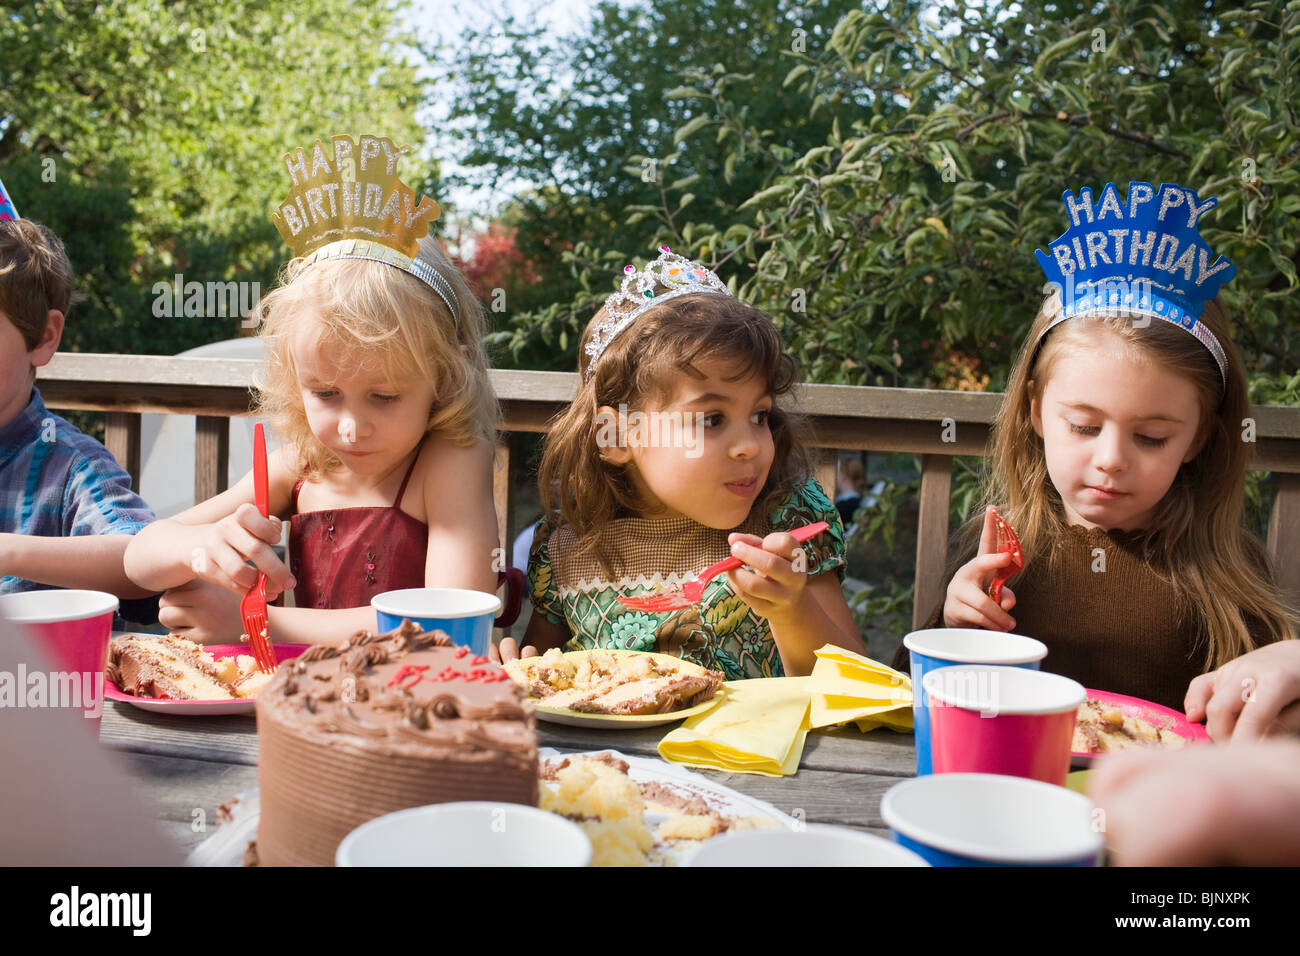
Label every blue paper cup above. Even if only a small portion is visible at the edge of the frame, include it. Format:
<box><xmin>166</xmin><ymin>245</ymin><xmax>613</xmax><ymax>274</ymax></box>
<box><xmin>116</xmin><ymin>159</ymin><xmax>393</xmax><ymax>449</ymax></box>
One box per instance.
<box><xmin>880</xmin><ymin>772</ymin><xmax>1103</xmax><ymax>867</ymax></box>
<box><xmin>371</xmin><ymin>588</ymin><xmax>502</xmax><ymax>656</ymax></box>
<box><xmin>903</xmin><ymin>628</ymin><xmax>1048</xmax><ymax>775</ymax></box>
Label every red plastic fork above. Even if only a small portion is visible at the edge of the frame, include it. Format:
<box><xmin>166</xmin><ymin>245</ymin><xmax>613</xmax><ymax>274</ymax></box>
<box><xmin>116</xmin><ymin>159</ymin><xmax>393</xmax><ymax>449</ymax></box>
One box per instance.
<box><xmin>615</xmin><ymin>521</ymin><xmax>831</xmax><ymax>612</ymax></box>
<box><xmin>987</xmin><ymin>506</ymin><xmax>1024</xmax><ymax>604</ymax></box>
<box><xmin>238</xmin><ymin>422</ymin><xmax>277</xmax><ymax>673</ymax></box>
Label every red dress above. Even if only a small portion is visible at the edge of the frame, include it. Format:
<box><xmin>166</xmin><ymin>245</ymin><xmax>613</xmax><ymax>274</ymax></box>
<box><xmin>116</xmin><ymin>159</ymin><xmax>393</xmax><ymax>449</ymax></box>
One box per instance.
<box><xmin>288</xmin><ymin>445</ymin><xmax>428</xmax><ymax>610</ymax></box>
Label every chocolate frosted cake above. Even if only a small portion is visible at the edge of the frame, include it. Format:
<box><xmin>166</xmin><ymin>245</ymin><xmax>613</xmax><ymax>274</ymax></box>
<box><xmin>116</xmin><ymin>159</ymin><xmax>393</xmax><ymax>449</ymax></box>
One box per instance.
<box><xmin>255</xmin><ymin>620</ymin><xmax>538</xmax><ymax>866</ymax></box>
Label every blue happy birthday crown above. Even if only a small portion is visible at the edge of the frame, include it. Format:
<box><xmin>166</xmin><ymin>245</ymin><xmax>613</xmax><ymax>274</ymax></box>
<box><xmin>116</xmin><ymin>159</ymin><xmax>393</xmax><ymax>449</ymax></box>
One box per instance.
<box><xmin>1034</xmin><ymin>181</ymin><xmax>1235</xmax><ymax>385</ymax></box>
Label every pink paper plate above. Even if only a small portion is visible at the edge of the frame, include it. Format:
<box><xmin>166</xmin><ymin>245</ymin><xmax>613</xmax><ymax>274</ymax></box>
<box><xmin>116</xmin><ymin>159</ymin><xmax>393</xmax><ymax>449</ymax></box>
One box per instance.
<box><xmin>1070</xmin><ymin>688</ymin><xmax>1210</xmax><ymax>767</ymax></box>
<box><xmin>105</xmin><ymin>643</ymin><xmax>311</xmax><ymax>716</ymax></box>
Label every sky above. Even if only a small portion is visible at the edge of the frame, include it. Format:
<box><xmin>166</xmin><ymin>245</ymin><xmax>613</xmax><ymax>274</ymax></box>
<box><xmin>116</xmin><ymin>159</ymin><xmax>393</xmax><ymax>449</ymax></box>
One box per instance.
<box><xmin>402</xmin><ymin>0</ymin><xmax>600</xmax><ymax>224</ymax></box>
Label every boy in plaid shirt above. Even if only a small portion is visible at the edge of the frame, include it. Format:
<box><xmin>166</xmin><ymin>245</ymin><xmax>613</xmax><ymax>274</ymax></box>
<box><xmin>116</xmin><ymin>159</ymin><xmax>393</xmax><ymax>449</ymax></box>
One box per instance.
<box><xmin>0</xmin><ymin>217</ymin><xmax>157</xmax><ymax>612</ymax></box>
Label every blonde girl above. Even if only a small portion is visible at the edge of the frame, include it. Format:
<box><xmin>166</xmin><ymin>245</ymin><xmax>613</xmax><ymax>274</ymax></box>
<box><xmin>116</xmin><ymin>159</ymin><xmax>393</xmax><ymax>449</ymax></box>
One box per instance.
<box><xmin>496</xmin><ymin>247</ymin><xmax>864</xmax><ymax>678</ymax></box>
<box><xmin>125</xmin><ymin>234</ymin><xmax>503</xmax><ymax>645</ymax></box>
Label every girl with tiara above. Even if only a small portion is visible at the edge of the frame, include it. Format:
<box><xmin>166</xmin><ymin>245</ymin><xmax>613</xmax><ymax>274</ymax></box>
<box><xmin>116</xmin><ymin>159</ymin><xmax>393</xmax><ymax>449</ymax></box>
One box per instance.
<box><xmin>126</xmin><ymin>135</ymin><xmax>502</xmax><ymax>645</ymax></box>
<box><xmin>930</xmin><ymin>181</ymin><xmax>1295</xmax><ymax>710</ymax></box>
<box><xmin>495</xmin><ymin>247</ymin><xmax>865</xmax><ymax>677</ymax></box>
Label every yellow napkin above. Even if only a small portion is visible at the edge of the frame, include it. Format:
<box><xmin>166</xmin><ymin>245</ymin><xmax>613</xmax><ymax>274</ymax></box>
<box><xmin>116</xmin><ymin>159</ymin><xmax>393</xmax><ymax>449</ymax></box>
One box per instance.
<box><xmin>658</xmin><ymin>677</ymin><xmax>812</xmax><ymax>777</ymax></box>
<box><xmin>809</xmin><ymin>644</ymin><xmax>913</xmax><ymax>732</ymax></box>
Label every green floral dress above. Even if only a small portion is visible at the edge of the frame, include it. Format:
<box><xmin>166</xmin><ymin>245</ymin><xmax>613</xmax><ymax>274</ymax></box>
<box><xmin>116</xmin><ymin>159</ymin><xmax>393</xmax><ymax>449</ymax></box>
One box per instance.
<box><xmin>526</xmin><ymin>476</ymin><xmax>847</xmax><ymax>679</ymax></box>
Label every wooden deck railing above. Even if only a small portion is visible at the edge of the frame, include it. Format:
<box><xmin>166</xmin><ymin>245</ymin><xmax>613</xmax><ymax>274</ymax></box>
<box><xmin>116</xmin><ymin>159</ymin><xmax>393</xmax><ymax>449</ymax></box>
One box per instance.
<box><xmin>37</xmin><ymin>353</ymin><xmax>1300</xmax><ymax>626</ymax></box>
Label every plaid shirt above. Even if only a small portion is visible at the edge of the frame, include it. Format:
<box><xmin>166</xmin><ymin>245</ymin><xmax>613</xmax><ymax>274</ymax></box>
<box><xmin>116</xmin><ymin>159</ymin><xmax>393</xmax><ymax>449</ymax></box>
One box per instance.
<box><xmin>1</xmin><ymin>387</ymin><xmax>155</xmax><ymax>594</ymax></box>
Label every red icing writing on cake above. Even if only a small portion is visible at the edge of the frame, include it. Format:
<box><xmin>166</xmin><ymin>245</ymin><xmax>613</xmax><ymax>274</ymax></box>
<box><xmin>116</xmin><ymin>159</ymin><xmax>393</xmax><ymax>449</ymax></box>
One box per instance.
<box><xmin>388</xmin><ymin>660</ymin><xmax>510</xmax><ymax>689</ymax></box>
<box><xmin>387</xmin><ymin>664</ymin><xmax>430</xmax><ymax>690</ymax></box>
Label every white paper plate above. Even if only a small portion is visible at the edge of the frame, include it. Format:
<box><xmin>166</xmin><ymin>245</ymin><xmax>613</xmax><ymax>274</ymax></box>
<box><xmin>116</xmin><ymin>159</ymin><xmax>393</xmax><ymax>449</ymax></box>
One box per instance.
<box><xmin>187</xmin><ymin>748</ymin><xmax>792</xmax><ymax>867</ymax></box>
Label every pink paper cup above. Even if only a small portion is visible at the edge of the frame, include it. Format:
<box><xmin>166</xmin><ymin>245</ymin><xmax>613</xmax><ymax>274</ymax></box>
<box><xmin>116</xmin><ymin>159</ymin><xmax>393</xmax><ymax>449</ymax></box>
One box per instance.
<box><xmin>923</xmin><ymin>665</ymin><xmax>1085</xmax><ymax>786</ymax></box>
<box><xmin>0</xmin><ymin>589</ymin><xmax>119</xmax><ymax>725</ymax></box>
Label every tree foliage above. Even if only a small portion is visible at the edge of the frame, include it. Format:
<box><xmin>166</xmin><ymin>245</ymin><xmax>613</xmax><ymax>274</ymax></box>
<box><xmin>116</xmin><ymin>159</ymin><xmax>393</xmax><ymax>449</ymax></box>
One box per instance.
<box><xmin>437</xmin><ymin>0</ymin><xmax>867</xmax><ymax>368</ymax></box>
<box><xmin>453</xmin><ymin>0</ymin><xmax>1298</xmax><ymax>399</ymax></box>
<box><xmin>0</xmin><ymin>0</ymin><xmax>431</xmax><ymax>354</ymax></box>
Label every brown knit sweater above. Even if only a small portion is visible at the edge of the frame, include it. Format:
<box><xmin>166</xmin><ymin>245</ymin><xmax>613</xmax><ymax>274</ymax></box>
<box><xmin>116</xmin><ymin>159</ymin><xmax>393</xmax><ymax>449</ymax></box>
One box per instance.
<box><xmin>897</xmin><ymin>524</ymin><xmax>1277</xmax><ymax>712</ymax></box>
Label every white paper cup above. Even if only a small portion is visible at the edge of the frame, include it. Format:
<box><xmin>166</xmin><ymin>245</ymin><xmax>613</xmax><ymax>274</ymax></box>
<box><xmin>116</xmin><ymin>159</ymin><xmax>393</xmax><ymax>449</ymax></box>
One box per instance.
<box><xmin>684</xmin><ymin>824</ymin><xmax>929</xmax><ymax>867</ymax></box>
<box><xmin>881</xmin><ymin>773</ymin><xmax>1103</xmax><ymax>866</ymax></box>
<box><xmin>335</xmin><ymin>802</ymin><xmax>592</xmax><ymax>867</ymax></box>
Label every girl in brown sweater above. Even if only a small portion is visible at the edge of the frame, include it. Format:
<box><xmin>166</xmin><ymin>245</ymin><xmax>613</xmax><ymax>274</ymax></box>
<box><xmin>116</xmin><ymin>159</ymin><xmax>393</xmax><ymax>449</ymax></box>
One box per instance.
<box><xmin>935</xmin><ymin>181</ymin><xmax>1295</xmax><ymax>710</ymax></box>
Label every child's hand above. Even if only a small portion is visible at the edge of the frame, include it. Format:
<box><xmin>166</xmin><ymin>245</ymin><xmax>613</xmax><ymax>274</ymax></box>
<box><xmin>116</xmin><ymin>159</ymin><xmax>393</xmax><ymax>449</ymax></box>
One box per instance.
<box><xmin>189</xmin><ymin>504</ymin><xmax>294</xmax><ymax>598</ymax></box>
<box><xmin>943</xmin><ymin>506</ymin><xmax>1018</xmax><ymax>631</ymax></box>
<box><xmin>157</xmin><ymin>578</ymin><xmax>245</xmax><ymax>644</ymax></box>
<box><xmin>1184</xmin><ymin>640</ymin><xmax>1300</xmax><ymax>742</ymax></box>
<box><xmin>491</xmin><ymin>637</ymin><xmax>537</xmax><ymax>665</ymax></box>
<box><xmin>725</xmin><ymin>531</ymin><xmax>809</xmax><ymax>622</ymax></box>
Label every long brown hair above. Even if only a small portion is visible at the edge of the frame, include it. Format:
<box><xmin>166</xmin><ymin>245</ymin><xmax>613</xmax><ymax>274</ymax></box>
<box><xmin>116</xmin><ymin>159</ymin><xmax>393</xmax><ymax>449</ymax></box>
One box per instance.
<box><xmin>537</xmin><ymin>289</ymin><xmax>811</xmax><ymax>573</ymax></box>
<box><xmin>965</xmin><ymin>293</ymin><xmax>1295</xmax><ymax>669</ymax></box>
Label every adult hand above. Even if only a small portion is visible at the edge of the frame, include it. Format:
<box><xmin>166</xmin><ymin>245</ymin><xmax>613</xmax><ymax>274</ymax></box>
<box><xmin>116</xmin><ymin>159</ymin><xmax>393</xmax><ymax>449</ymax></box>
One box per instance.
<box><xmin>1185</xmin><ymin>640</ymin><xmax>1300</xmax><ymax>741</ymax></box>
<box><xmin>1088</xmin><ymin>739</ymin><xmax>1300</xmax><ymax>865</ymax></box>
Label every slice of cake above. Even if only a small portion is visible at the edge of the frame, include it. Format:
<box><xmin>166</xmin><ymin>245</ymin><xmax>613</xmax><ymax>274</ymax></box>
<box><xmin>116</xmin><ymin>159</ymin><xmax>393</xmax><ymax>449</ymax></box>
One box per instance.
<box><xmin>567</xmin><ymin>673</ymin><xmax>723</xmax><ymax>715</ymax></box>
<box><xmin>106</xmin><ymin>634</ymin><xmax>272</xmax><ymax>700</ymax></box>
<box><xmin>230</xmin><ymin>666</ymin><xmax>274</xmax><ymax>699</ymax></box>
<box><xmin>505</xmin><ymin>648</ymin><xmax>724</xmax><ymax>716</ymax></box>
<box><xmin>537</xmin><ymin>753</ymin><xmax>780</xmax><ymax>866</ymax></box>
<box><xmin>1072</xmin><ymin>698</ymin><xmax>1188</xmax><ymax>753</ymax></box>
<box><xmin>539</xmin><ymin>756</ymin><xmax>655</xmax><ymax>867</ymax></box>
<box><xmin>254</xmin><ymin>621</ymin><xmax>538</xmax><ymax>866</ymax></box>
<box><xmin>108</xmin><ymin>634</ymin><xmax>238</xmax><ymax>700</ymax></box>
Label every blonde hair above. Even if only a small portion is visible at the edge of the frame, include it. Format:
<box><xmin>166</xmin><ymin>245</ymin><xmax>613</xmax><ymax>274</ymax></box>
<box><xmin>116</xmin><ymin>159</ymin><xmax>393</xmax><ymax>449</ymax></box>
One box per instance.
<box><xmin>537</xmin><ymin>290</ymin><xmax>811</xmax><ymax>573</ymax></box>
<box><xmin>255</xmin><ymin>236</ymin><xmax>499</xmax><ymax>477</ymax></box>
<box><xmin>968</xmin><ymin>294</ymin><xmax>1296</xmax><ymax>669</ymax></box>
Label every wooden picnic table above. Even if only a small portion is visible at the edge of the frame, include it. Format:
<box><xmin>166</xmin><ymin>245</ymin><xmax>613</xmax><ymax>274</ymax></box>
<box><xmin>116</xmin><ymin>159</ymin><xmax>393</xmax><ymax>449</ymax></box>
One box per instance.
<box><xmin>98</xmin><ymin>699</ymin><xmax>916</xmax><ymax>859</ymax></box>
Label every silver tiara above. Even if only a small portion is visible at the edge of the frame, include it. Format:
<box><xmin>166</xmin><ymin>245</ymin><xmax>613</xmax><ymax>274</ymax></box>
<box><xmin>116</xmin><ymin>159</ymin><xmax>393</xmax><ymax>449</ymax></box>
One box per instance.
<box><xmin>584</xmin><ymin>245</ymin><xmax>733</xmax><ymax>379</ymax></box>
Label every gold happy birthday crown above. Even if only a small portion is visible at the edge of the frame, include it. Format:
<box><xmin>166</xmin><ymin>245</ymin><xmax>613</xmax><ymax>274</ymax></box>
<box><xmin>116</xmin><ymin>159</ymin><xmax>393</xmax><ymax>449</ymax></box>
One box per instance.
<box><xmin>272</xmin><ymin>133</ymin><xmax>458</xmax><ymax>317</ymax></box>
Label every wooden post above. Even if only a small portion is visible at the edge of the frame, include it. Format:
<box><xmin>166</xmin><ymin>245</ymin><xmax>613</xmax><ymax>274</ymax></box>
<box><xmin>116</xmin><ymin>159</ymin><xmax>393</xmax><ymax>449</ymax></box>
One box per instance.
<box><xmin>1268</xmin><ymin>473</ymin><xmax>1300</xmax><ymax>609</ymax></box>
<box><xmin>105</xmin><ymin>411</ymin><xmax>142</xmax><ymax>491</ymax></box>
<box><xmin>494</xmin><ymin>435</ymin><xmax>514</xmax><ymax>638</ymax></box>
<box><xmin>913</xmin><ymin>454</ymin><xmax>954</xmax><ymax>630</ymax></box>
<box><xmin>493</xmin><ymin>436</ymin><xmax>513</xmax><ymax>559</ymax></box>
<box><xmin>814</xmin><ymin>449</ymin><xmax>838</xmax><ymax>503</ymax></box>
<box><xmin>194</xmin><ymin>416</ymin><xmax>230</xmax><ymax>505</ymax></box>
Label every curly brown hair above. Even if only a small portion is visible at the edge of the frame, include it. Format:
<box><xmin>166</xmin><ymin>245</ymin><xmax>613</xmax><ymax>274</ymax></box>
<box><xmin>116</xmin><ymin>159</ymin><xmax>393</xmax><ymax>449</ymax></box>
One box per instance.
<box><xmin>536</xmin><ymin>288</ymin><xmax>812</xmax><ymax>574</ymax></box>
